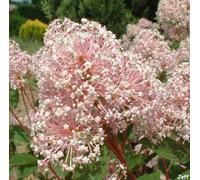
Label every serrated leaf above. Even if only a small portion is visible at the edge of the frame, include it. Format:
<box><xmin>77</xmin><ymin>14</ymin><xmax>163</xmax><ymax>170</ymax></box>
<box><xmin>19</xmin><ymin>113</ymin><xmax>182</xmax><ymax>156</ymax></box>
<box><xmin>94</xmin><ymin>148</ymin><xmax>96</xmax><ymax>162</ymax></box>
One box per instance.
<box><xmin>10</xmin><ymin>153</ymin><xmax>38</xmax><ymax>167</ymax></box>
<box><xmin>137</xmin><ymin>171</ymin><xmax>160</xmax><ymax>180</ymax></box>
<box><xmin>9</xmin><ymin>88</ymin><xmax>19</xmax><ymax>109</ymax></box>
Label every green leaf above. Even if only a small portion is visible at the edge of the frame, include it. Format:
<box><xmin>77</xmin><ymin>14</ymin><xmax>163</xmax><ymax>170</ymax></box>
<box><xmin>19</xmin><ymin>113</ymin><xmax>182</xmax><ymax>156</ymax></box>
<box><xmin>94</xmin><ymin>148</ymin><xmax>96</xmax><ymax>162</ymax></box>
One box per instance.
<box><xmin>126</xmin><ymin>124</ymin><xmax>134</xmax><ymax>140</ymax></box>
<box><xmin>9</xmin><ymin>88</ymin><xmax>19</xmax><ymax>109</ymax></box>
<box><xmin>20</xmin><ymin>165</ymin><xmax>37</xmax><ymax>178</ymax></box>
<box><xmin>129</xmin><ymin>155</ymin><xmax>145</xmax><ymax>170</ymax></box>
<box><xmin>10</xmin><ymin>153</ymin><xmax>38</xmax><ymax>167</ymax></box>
<box><xmin>9</xmin><ymin>125</ymin><xmax>30</xmax><ymax>146</ymax></box>
<box><xmin>156</xmin><ymin>144</ymin><xmax>179</xmax><ymax>163</ymax></box>
<box><xmin>125</xmin><ymin>144</ymin><xmax>145</xmax><ymax>171</ymax></box>
<box><xmin>137</xmin><ymin>171</ymin><xmax>160</xmax><ymax>180</ymax></box>
<box><xmin>169</xmin><ymin>40</ymin><xmax>180</xmax><ymax>50</ymax></box>
<box><xmin>9</xmin><ymin>141</ymin><xmax>17</xmax><ymax>156</ymax></box>
<box><xmin>155</xmin><ymin>138</ymin><xmax>189</xmax><ymax>163</ymax></box>
<box><xmin>139</xmin><ymin>137</ymin><xmax>154</xmax><ymax>149</ymax></box>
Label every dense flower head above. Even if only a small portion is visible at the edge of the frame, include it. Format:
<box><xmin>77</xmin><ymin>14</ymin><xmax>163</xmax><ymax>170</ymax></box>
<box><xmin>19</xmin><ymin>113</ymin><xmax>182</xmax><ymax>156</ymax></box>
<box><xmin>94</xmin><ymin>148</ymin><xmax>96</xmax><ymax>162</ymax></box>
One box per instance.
<box><xmin>9</xmin><ymin>40</ymin><xmax>31</xmax><ymax>89</ymax></box>
<box><xmin>30</xmin><ymin>18</ymin><xmax>161</xmax><ymax>169</ymax></box>
<box><xmin>9</xmin><ymin>0</ymin><xmax>190</xmax><ymax>177</ymax></box>
<box><xmin>33</xmin><ymin>18</ymin><xmax>157</xmax><ymax>131</ymax></box>
<box><xmin>140</xmin><ymin>62</ymin><xmax>190</xmax><ymax>141</ymax></box>
<box><xmin>122</xmin><ymin>26</ymin><xmax>190</xmax><ymax>141</ymax></box>
<box><xmin>157</xmin><ymin>0</ymin><xmax>189</xmax><ymax>40</ymax></box>
<box><xmin>31</xmin><ymin>99</ymin><xmax>104</xmax><ymax>171</ymax></box>
<box><xmin>122</xmin><ymin>18</ymin><xmax>159</xmax><ymax>50</ymax></box>
<box><xmin>166</xmin><ymin>63</ymin><xmax>190</xmax><ymax>141</ymax></box>
<box><xmin>125</xmin><ymin>29</ymin><xmax>175</xmax><ymax>73</ymax></box>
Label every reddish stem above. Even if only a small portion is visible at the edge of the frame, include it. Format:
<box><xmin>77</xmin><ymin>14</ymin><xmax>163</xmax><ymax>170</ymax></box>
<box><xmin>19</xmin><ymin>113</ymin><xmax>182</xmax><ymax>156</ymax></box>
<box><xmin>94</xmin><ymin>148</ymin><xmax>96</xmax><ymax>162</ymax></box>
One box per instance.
<box><xmin>9</xmin><ymin>107</ymin><xmax>28</xmax><ymax>132</ymax></box>
<box><xmin>22</xmin><ymin>87</ymin><xmax>36</xmax><ymax>111</ymax></box>
<box><xmin>29</xmin><ymin>86</ymin><xmax>35</xmax><ymax>106</ymax></box>
<box><xmin>103</xmin><ymin>126</ymin><xmax>136</xmax><ymax>180</ymax></box>
<box><xmin>162</xmin><ymin>159</ymin><xmax>170</xmax><ymax>180</ymax></box>
<box><xmin>48</xmin><ymin>162</ymin><xmax>61</xmax><ymax>180</ymax></box>
<box><xmin>105</xmin><ymin>138</ymin><xmax>124</xmax><ymax>163</ymax></box>
<box><xmin>20</xmin><ymin>88</ymin><xmax>31</xmax><ymax>126</ymax></box>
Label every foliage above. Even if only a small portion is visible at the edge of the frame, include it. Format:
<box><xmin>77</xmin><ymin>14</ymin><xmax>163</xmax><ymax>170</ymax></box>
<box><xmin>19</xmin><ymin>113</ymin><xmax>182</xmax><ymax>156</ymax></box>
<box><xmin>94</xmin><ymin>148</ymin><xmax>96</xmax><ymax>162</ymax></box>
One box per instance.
<box><xmin>41</xmin><ymin>0</ymin><xmax>62</xmax><ymax>20</ymax></box>
<box><xmin>137</xmin><ymin>171</ymin><xmax>161</xmax><ymax>180</ymax></box>
<box><xmin>19</xmin><ymin>19</ymin><xmax>48</xmax><ymax>42</ymax></box>
<box><xmin>10</xmin><ymin>36</ymin><xmax>43</xmax><ymax>55</ymax></box>
<box><xmin>124</xmin><ymin>0</ymin><xmax>160</xmax><ymax>21</ymax></box>
<box><xmin>17</xmin><ymin>3</ymin><xmax>48</xmax><ymax>23</ymax></box>
<box><xmin>9</xmin><ymin>88</ymin><xmax>19</xmax><ymax>109</ymax></box>
<box><xmin>169</xmin><ymin>40</ymin><xmax>181</xmax><ymax>50</ymax></box>
<box><xmin>42</xmin><ymin>0</ymin><xmax>137</xmax><ymax>37</ymax></box>
<box><xmin>9</xmin><ymin>11</ymin><xmax>27</xmax><ymax>37</ymax></box>
<box><xmin>9</xmin><ymin>125</ymin><xmax>38</xmax><ymax>179</ymax></box>
<box><xmin>9</xmin><ymin>124</ymin><xmax>190</xmax><ymax>179</ymax></box>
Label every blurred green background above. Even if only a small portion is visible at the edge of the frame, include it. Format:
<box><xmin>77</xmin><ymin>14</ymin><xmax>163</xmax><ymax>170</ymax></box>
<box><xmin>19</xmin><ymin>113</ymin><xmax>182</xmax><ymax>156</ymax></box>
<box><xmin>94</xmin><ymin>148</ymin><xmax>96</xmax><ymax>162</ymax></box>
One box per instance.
<box><xmin>9</xmin><ymin>0</ymin><xmax>159</xmax><ymax>54</ymax></box>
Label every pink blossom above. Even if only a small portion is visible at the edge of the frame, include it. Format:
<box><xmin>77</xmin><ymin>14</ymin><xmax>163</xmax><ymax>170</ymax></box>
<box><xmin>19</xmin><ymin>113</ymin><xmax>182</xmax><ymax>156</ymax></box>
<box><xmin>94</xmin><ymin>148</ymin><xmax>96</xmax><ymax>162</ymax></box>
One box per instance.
<box><xmin>157</xmin><ymin>0</ymin><xmax>189</xmax><ymax>41</ymax></box>
<box><xmin>31</xmin><ymin>18</ymin><xmax>158</xmax><ymax>169</ymax></box>
<box><xmin>9</xmin><ymin>40</ymin><xmax>31</xmax><ymax>89</ymax></box>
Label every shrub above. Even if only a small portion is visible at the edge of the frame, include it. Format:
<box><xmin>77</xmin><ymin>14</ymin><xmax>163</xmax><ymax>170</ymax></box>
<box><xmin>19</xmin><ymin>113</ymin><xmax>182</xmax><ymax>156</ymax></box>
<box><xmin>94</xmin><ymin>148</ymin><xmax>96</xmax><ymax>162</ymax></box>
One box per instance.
<box><xmin>41</xmin><ymin>0</ymin><xmax>61</xmax><ymax>20</ymax></box>
<box><xmin>124</xmin><ymin>0</ymin><xmax>160</xmax><ymax>21</ymax></box>
<box><xmin>17</xmin><ymin>4</ymin><xmax>48</xmax><ymax>23</ymax></box>
<box><xmin>42</xmin><ymin>0</ymin><xmax>137</xmax><ymax>37</ymax></box>
<box><xmin>9</xmin><ymin>11</ymin><xmax>27</xmax><ymax>37</ymax></box>
<box><xmin>19</xmin><ymin>19</ymin><xmax>48</xmax><ymax>42</ymax></box>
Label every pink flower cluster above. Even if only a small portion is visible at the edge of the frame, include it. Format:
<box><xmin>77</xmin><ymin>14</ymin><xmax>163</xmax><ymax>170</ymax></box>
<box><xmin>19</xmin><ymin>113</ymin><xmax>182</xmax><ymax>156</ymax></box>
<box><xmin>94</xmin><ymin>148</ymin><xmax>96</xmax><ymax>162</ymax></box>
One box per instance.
<box><xmin>9</xmin><ymin>40</ymin><xmax>31</xmax><ymax>89</ymax></box>
<box><xmin>9</xmin><ymin>0</ymin><xmax>190</xmax><ymax>172</ymax></box>
<box><xmin>157</xmin><ymin>0</ymin><xmax>189</xmax><ymax>41</ymax></box>
<box><xmin>30</xmin><ymin>18</ymin><xmax>160</xmax><ymax>170</ymax></box>
<box><xmin>121</xmin><ymin>0</ymin><xmax>190</xmax><ymax>142</ymax></box>
<box><xmin>125</xmin><ymin>28</ymin><xmax>175</xmax><ymax>73</ymax></box>
<box><xmin>122</xmin><ymin>18</ymin><xmax>159</xmax><ymax>50</ymax></box>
